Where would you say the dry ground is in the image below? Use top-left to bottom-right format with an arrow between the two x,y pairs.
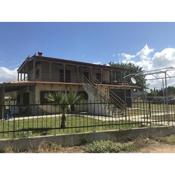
2,134 -> 175,153
47,135 -> 175,153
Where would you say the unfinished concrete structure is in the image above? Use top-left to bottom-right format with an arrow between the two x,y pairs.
0,52 -> 137,117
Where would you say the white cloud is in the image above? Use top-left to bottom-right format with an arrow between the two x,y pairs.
119,44 -> 175,89
153,48 -> 175,68
0,67 -> 17,83
93,61 -> 102,65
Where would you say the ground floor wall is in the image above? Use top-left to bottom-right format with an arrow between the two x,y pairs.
2,83 -> 133,117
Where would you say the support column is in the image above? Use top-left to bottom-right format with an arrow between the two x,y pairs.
63,64 -> 66,82
0,86 -> 5,119
90,67 -> 93,81
24,73 -> 26,81
17,73 -> 19,81
20,73 -> 22,81
76,65 -> 79,83
49,62 -> 52,81
110,70 -> 112,84
100,68 -> 103,84
32,60 -> 36,80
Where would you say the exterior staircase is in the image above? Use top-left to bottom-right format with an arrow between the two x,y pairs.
82,76 -> 127,117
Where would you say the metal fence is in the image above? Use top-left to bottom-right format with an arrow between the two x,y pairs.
0,98 -> 175,139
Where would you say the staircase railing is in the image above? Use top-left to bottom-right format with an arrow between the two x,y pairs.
93,78 -> 127,110
83,76 -> 127,111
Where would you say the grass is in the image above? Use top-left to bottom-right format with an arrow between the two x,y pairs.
0,114 -> 142,139
1,101 -> 174,139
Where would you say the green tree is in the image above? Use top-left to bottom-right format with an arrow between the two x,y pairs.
47,92 -> 83,129
109,62 -> 146,90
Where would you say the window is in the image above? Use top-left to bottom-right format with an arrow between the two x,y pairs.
35,69 -> 40,79
96,73 -> 101,82
60,69 -> 64,82
17,94 -> 20,104
23,92 -> 30,105
65,70 -> 71,82
112,71 -> 122,83
77,91 -> 88,100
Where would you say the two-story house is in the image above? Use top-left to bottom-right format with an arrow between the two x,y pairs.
0,52 -> 137,117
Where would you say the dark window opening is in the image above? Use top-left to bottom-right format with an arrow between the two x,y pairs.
17,94 -> 20,104
60,69 -> 64,82
35,69 -> 40,79
96,73 -> 101,82
23,92 -> 30,105
77,91 -> 88,100
65,70 -> 71,82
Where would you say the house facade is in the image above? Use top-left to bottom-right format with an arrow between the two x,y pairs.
0,52 -> 137,117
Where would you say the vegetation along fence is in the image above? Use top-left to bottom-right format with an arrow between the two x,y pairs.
0,97 -> 175,139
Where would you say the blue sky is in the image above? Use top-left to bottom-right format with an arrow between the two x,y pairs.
0,22 -> 175,69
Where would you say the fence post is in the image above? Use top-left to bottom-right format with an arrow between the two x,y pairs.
0,86 -> 5,120
148,99 -> 152,127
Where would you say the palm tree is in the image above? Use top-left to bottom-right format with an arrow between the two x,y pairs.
66,92 -> 84,112
47,92 -> 83,129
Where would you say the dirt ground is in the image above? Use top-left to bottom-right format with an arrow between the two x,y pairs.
2,135 -> 175,153
55,135 -> 175,153
139,142 -> 175,153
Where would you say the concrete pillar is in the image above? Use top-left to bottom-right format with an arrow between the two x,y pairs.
0,86 -> 5,119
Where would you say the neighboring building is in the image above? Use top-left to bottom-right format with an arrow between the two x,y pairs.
0,52 -> 138,117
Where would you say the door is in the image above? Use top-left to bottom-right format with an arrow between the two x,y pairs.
23,92 -> 30,105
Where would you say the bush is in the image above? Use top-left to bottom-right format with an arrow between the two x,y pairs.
84,140 -> 137,153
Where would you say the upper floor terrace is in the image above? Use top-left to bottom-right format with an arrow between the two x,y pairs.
17,52 -> 129,85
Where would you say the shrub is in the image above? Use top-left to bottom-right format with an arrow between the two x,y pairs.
84,140 -> 137,153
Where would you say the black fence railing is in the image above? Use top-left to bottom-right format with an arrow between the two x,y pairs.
0,98 -> 175,139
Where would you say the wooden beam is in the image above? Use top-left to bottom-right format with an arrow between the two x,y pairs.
32,60 -> 36,80
63,64 -> 66,82
20,73 -> 22,81
76,65 -> 79,83
100,68 -> 103,83
17,73 -> 19,81
110,70 -> 112,84
49,62 -> 52,81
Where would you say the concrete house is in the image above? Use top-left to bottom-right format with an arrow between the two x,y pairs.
0,52 -> 137,118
